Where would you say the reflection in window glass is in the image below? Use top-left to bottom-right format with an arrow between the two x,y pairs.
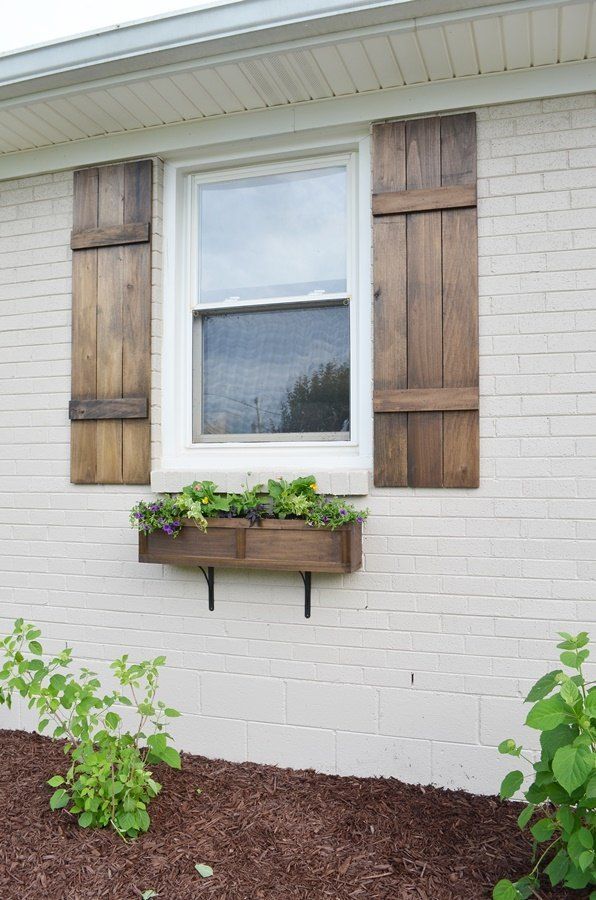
198,167 -> 347,303
193,305 -> 350,440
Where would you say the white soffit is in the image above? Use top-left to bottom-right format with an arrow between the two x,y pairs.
0,0 -> 594,165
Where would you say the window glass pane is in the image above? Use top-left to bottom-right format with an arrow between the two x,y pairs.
193,304 -> 350,439
198,167 -> 347,303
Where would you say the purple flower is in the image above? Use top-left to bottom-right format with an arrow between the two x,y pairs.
339,508 -> 347,516
134,512 -> 142,519
163,524 -> 174,535
149,502 -> 162,512
357,516 -> 363,524
322,516 -> 329,523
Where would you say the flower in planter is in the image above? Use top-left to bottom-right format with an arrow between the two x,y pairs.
130,476 -> 368,537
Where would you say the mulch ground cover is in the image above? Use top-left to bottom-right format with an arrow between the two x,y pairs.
0,729 -> 588,900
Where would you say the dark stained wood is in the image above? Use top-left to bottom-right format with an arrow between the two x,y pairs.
372,113 -> 479,488
122,159 -> 152,484
70,221 -> 149,250
96,164 -> 125,484
70,167 -> 98,484
139,519 -> 362,574
372,121 -> 408,487
70,159 -> 152,484
441,113 -> 479,487
372,183 -> 476,216
374,387 -> 479,414
236,527 -> 247,559
406,117 -> 443,487
69,398 -> 148,420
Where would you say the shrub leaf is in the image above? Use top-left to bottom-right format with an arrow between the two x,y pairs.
500,770 -> 524,800
526,695 -> 568,731
552,745 -> 592,794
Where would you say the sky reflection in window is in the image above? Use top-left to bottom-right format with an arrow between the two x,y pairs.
198,167 -> 347,303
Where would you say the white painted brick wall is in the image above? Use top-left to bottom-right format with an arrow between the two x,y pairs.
0,95 -> 595,794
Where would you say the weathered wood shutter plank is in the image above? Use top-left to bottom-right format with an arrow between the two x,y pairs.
69,398 -> 148,420
372,121 -> 408,487
71,168 -> 98,484
374,386 -> 478,413
122,160 -> 152,484
372,113 -> 478,488
96,165 -> 125,484
70,159 -> 152,485
406,118 -> 443,488
71,222 -> 150,250
372,183 -> 476,215
441,114 -> 479,488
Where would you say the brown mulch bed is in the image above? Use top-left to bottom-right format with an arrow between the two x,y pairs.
0,729 -> 585,900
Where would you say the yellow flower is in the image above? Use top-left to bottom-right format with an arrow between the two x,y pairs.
310,483 -> 317,491
201,497 -> 209,504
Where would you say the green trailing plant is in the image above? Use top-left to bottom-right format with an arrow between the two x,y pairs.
494,631 -> 596,899
130,475 -> 368,536
307,494 -> 367,529
0,619 -> 182,839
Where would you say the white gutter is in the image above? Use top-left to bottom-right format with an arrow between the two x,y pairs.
0,0 -> 544,99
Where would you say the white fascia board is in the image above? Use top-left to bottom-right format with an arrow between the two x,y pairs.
0,59 -> 594,182
0,0 -> 579,110
0,0 -> 550,98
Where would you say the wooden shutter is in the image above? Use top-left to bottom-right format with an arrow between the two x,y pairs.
70,160 -> 152,484
372,113 -> 478,488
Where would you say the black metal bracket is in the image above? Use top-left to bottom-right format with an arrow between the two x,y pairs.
299,571 -> 312,618
198,566 -> 312,618
199,566 -> 215,611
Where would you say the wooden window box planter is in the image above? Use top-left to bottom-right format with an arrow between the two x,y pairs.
139,518 -> 362,618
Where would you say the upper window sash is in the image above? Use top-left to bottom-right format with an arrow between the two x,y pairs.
189,154 -> 354,314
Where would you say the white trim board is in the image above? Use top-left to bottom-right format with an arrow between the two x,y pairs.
0,60 -> 594,182
159,131 -> 373,478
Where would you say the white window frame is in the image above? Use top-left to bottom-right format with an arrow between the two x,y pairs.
159,130 -> 372,479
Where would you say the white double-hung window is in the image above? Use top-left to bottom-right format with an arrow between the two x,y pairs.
193,159 -> 350,442
161,139 -> 371,480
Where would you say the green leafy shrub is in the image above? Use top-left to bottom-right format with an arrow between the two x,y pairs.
0,619 -> 182,839
494,631 -> 596,899
130,474 -> 368,536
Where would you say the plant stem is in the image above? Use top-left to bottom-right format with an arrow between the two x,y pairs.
528,836 -> 560,878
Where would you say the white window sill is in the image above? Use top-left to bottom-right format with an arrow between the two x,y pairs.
150,469 -> 370,496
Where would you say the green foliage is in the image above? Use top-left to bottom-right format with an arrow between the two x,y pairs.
273,360 -> 349,434
0,620 -> 182,839
130,496 -> 185,537
179,480 -> 232,524
130,475 -> 368,535
267,475 -> 319,519
494,632 -> 596,898
227,482 -> 265,520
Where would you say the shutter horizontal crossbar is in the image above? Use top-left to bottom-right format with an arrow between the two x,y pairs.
69,398 -> 148,420
374,387 -> 479,413
70,222 -> 150,250
372,184 -> 476,216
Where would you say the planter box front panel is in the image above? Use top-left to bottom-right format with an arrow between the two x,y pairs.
139,519 -> 361,573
